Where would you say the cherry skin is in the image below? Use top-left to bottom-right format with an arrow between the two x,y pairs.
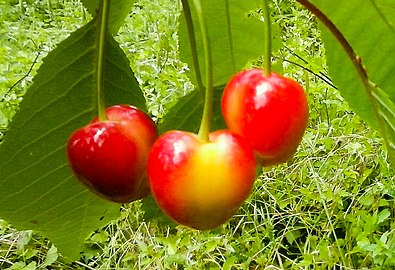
147,130 -> 256,230
67,105 -> 158,203
221,68 -> 309,166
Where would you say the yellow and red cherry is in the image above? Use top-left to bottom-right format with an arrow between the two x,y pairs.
147,130 -> 256,230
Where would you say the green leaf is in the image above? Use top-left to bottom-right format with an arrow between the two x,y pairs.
377,208 -> 391,224
359,194 -> 374,206
308,0 -> 395,165
0,18 -> 145,259
319,27 -> 376,127
42,245 -> 59,268
158,85 -> 226,134
179,0 -> 265,87
375,0 -> 395,28
223,256 -> 238,270
81,0 -> 137,34
285,229 -> 302,245
371,87 -> 395,166
90,230 -> 110,243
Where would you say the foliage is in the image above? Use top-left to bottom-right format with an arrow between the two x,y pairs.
0,0 -> 147,259
1,0 -> 395,269
309,0 -> 395,167
178,0 -> 266,87
0,0 -> 88,141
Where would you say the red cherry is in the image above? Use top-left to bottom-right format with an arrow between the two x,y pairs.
221,68 -> 309,166
147,130 -> 256,230
67,105 -> 158,203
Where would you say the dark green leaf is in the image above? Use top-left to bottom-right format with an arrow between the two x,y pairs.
158,85 -> 226,134
0,18 -> 145,259
179,0 -> 265,87
371,87 -> 395,167
319,27 -> 375,128
309,0 -> 395,166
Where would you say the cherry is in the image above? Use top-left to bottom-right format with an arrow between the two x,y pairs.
147,130 -> 256,230
221,68 -> 309,166
67,105 -> 158,203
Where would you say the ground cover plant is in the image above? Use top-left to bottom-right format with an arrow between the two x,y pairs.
1,0 -> 395,269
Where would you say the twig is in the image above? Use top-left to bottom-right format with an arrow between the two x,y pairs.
283,45 -> 334,84
277,57 -> 337,89
2,51 -> 41,102
74,261 -> 97,270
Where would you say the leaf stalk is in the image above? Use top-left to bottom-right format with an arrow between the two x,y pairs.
262,0 -> 272,75
96,0 -> 111,121
181,0 -> 204,92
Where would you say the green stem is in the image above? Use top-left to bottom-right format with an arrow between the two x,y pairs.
96,0 -> 111,121
262,0 -> 272,75
225,0 -> 236,72
190,0 -> 213,142
181,0 -> 204,91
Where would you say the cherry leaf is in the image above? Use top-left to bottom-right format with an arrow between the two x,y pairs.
306,0 -> 395,167
179,0 -> 266,87
158,85 -> 226,134
0,18 -> 145,260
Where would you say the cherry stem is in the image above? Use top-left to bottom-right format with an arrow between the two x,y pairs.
181,0 -> 204,91
262,0 -> 272,76
96,0 -> 111,121
191,0 -> 213,142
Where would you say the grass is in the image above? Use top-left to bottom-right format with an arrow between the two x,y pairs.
0,0 -> 88,141
1,0 -> 395,269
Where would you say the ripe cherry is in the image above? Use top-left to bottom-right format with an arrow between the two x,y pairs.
221,68 -> 309,166
147,130 -> 256,230
67,105 -> 158,203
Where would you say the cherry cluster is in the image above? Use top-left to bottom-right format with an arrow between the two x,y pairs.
67,68 -> 308,230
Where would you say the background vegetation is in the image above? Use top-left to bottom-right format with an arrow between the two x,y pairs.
1,0 -> 394,269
